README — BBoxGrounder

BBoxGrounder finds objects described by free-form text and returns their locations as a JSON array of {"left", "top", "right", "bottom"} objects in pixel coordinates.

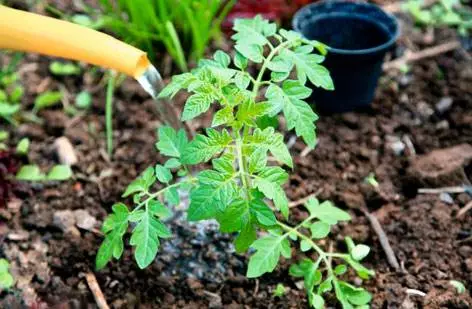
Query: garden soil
[{"left": 1, "top": 9, "right": 472, "bottom": 309}]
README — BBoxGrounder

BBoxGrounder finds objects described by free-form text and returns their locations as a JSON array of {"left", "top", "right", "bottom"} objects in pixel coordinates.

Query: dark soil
[{"left": 1, "top": 7, "right": 472, "bottom": 309}]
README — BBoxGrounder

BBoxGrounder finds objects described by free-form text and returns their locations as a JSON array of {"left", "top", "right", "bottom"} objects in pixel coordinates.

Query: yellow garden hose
[{"left": 0, "top": 5, "right": 150, "bottom": 78}]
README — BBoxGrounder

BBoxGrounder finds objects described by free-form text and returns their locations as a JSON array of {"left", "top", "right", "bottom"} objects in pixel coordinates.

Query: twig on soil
[
  {"left": 406, "top": 289, "right": 427, "bottom": 297},
  {"left": 456, "top": 200, "right": 472, "bottom": 218},
  {"left": 253, "top": 279, "right": 259, "bottom": 295},
  {"left": 418, "top": 186, "right": 467, "bottom": 194},
  {"left": 289, "top": 188, "right": 323, "bottom": 208},
  {"left": 300, "top": 146, "right": 312, "bottom": 158},
  {"left": 383, "top": 41, "right": 461, "bottom": 71},
  {"left": 402, "top": 135, "right": 416, "bottom": 157},
  {"left": 361, "top": 208, "right": 400, "bottom": 271},
  {"left": 85, "top": 272, "right": 110, "bottom": 309}
]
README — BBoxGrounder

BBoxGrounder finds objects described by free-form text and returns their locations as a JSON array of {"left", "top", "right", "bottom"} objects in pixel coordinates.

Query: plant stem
[
  {"left": 235, "top": 130, "right": 250, "bottom": 199},
  {"left": 105, "top": 72, "right": 116, "bottom": 157},
  {"left": 252, "top": 40, "right": 293, "bottom": 99}
]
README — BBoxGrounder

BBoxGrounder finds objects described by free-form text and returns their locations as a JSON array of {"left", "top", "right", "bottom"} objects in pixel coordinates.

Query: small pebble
[
  {"left": 436, "top": 97, "right": 453, "bottom": 114},
  {"left": 439, "top": 192, "right": 454, "bottom": 204}
]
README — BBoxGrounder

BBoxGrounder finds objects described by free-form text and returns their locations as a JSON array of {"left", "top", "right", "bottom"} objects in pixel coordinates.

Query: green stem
[
  {"left": 105, "top": 72, "right": 116, "bottom": 156},
  {"left": 251, "top": 40, "right": 294, "bottom": 99},
  {"left": 235, "top": 130, "right": 250, "bottom": 199}
]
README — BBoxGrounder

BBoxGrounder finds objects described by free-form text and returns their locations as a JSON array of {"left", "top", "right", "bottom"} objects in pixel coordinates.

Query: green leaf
[
  {"left": 247, "top": 234, "right": 287, "bottom": 278},
  {"left": 122, "top": 167, "right": 155, "bottom": 197},
  {"left": 213, "top": 50, "right": 231, "bottom": 67},
  {"left": 334, "top": 264, "right": 347, "bottom": 275},
  {"left": 96, "top": 203, "right": 129, "bottom": 269},
  {"left": 15, "top": 137, "right": 29, "bottom": 155},
  {"left": 248, "top": 148, "right": 267, "bottom": 173},
  {"left": 351, "top": 244, "right": 370, "bottom": 261},
  {"left": 0, "top": 130, "right": 8, "bottom": 141},
  {"left": 46, "top": 165, "right": 73, "bottom": 181},
  {"left": 34, "top": 91, "right": 63, "bottom": 111},
  {"left": 234, "top": 72, "right": 251, "bottom": 90},
  {"left": 449, "top": 280, "right": 466, "bottom": 294},
  {"left": 0, "top": 102, "right": 20, "bottom": 117},
  {"left": 265, "top": 82, "right": 318, "bottom": 148},
  {"left": 236, "top": 99, "right": 271, "bottom": 127},
  {"left": 188, "top": 171, "right": 237, "bottom": 221},
  {"left": 280, "top": 48, "right": 333, "bottom": 90},
  {"left": 300, "top": 239, "right": 311, "bottom": 252},
  {"left": 273, "top": 283, "right": 286, "bottom": 297},
  {"left": 212, "top": 107, "right": 234, "bottom": 127},
  {"left": 232, "top": 16, "right": 271, "bottom": 46},
  {"left": 310, "top": 221, "right": 330, "bottom": 239},
  {"left": 49, "top": 61, "right": 81, "bottom": 75},
  {"left": 149, "top": 199, "right": 172, "bottom": 219},
  {"left": 234, "top": 52, "right": 248, "bottom": 70},
  {"left": 254, "top": 177, "right": 289, "bottom": 218},
  {"left": 130, "top": 200, "right": 171, "bottom": 269},
  {"left": 218, "top": 198, "right": 250, "bottom": 232},
  {"left": 164, "top": 187, "right": 180, "bottom": 206},
  {"left": 235, "top": 222, "right": 256, "bottom": 253},
  {"left": 158, "top": 73, "right": 194, "bottom": 99},
  {"left": 305, "top": 198, "right": 351, "bottom": 225},
  {"left": 181, "top": 93, "right": 213, "bottom": 121},
  {"left": 345, "top": 256, "right": 375, "bottom": 279},
  {"left": 0, "top": 259, "right": 14, "bottom": 289},
  {"left": 75, "top": 91, "right": 92, "bottom": 109},
  {"left": 250, "top": 198, "right": 277, "bottom": 226},
  {"left": 164, "top": 158, "right": 181, "bottom": 169},
  {"left": 244, "top": 127, "right": 293, "bottom": 168},
  {"left": 16, "top": 165, "right": 45, "bottom": 181},
  {"left": 156, "top": 126, "right": 188, "bottom": 158},
  {"left": 311, "top": 294, "right": 325, "bottom": 309},
  {"left": 212, "top": 153, "right": 235, "bottom": 176},
  {"left": 155, "top": 164, "right": 172, "bottom": 183},
  {"left": 10, "top": 86, "right": 23, "bottom": 102},
  {"left": 182, "top": 129, "right": 232, "bottom": 164},
  {"left": 235, "top": 44, "right": 264, "bottom": 63}
]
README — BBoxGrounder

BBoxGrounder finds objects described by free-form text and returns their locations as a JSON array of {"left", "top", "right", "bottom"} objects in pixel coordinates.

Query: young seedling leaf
[
  {"left": 15, "top": 137, "right": 30, "bottom": 155},
  {"left": 34, "top": 91, "right": 63, "bottom": 111},
  {"left": 156, "top": 126, "right": 188, "bottom": 158},
  {"left": 16, "top": 165, "right": 45, "bottom": 181},
  {"left": 46, "top": 165, "right": 73, "bottom": 181},
  {"left": 351, "top": 244, "right": 370, "bottom": 261}
]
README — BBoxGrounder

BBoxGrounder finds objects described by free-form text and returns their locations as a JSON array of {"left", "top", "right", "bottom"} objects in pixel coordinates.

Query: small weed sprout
[{"left": 97, "top": 16, "right": 374, "bottom": 308}]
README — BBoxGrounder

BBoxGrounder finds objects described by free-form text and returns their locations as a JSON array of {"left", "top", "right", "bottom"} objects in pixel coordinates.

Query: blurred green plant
[
  {"left": 404, "top": 0, "right": 472, "bottom": 35},
  {"left": 0, "top": 259, "right": 14, "bottom": 290},
  {"left": 0, "top": 53, "right": 23, "bottom": 124},
  {"left": 65, "top": 0, "right": 236, "bottom": 72}
]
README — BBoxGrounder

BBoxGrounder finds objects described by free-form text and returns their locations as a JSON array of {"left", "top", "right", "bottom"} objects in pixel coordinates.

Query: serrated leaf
[
  {"left": 212, "top": 107, "right": 234, "bottom": 127},
  {"left": 265, "top": 82, "right": 318, "bottom": 148},
  {"left": 46, "top": 165, "right": 73, "bottom": 181},
  {"left": 155, "top": 164, "right": 172, "bottom": 183},
  {"left": 218, "top": 198, "right": 250, "bottom": 232},
  {"left": 234, "top": 52, "right": 248, "bottom": 70},
  {"left": 280, "top": 48, "right": 333, "bottom": 90},
  {"left": 247, "top": 234, "right": 286, "bottom": 278},
  {"left": 164, "top": 187, "right": 180, "bottom": 206},
  {"left": 254, "top": 177, "right": 289, "bottom": 218},
  {"left": 158, "top": 73, "right": 194, "bottom": 99},
  {"left": 248, "top": 148, "right": 267, "bottom": 173},
  {"left": 164, "top": 158, "right": 181, "bottom": 169},
  {"left": 181, "top": 93, "right": 213, "bottom": 121},
  {"left": 212, "top": 153, "right": 235, "bottom": 176},
  {"left": 130, "top": 201, "right": 171, "bottom": 269},
  {"left": 16, "top": 165, "right": 45, "bottom": 181},
  {"left": 244, "top": 127, "right": 293, "bottom": 168},
  {"left": 188, "top": 172, "right": 237, "bottom": 221},
  {"left": 236, "top": 99, "right": 271, "bottom": 127},
  {"left": 310, "top": 221, "right": 330, "bottom": 239},
  {"left": 156, "top": 126, "right": 188, "bottom": 158},
  {"left": 122, "top": 167, "right": 155, "bottom": 197},
  {"left": 250, "top": 198, "right": 276, "bottom": 226},
  {"left": 96, "top": 203, "right": 129, "bottom": 269},
  {"left": 235, "top": 44, "right": 264, "bottom": 63},
  {"left": 214, "top": 50, "right": 231, "bottom": 67},
  {"left": 235, "top": 222, "right": 257, "bottom": 253},
  {"left": 234, "top": 72, "right": 251, "bottom": 90},
  {"left": 182, "top": 129, "right": 232, "bottom": 164},
  {"left": 305, "top": 198, "right": 351, "bottom": 225}
]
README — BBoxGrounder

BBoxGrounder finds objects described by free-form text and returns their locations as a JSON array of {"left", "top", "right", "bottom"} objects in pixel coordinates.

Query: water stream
[{"left": 137, "top": 64, "right": 181, "bottom": 129}]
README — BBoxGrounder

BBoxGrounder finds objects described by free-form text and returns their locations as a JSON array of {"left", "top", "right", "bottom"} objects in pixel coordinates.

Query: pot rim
[{"left": 292, "top": 0, "right": 400, "bottom": 56}]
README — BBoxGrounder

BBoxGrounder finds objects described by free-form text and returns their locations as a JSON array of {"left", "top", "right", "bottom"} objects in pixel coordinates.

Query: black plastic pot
[{"left": 293, "top": 1, "right": 400, "bottom": 113}]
